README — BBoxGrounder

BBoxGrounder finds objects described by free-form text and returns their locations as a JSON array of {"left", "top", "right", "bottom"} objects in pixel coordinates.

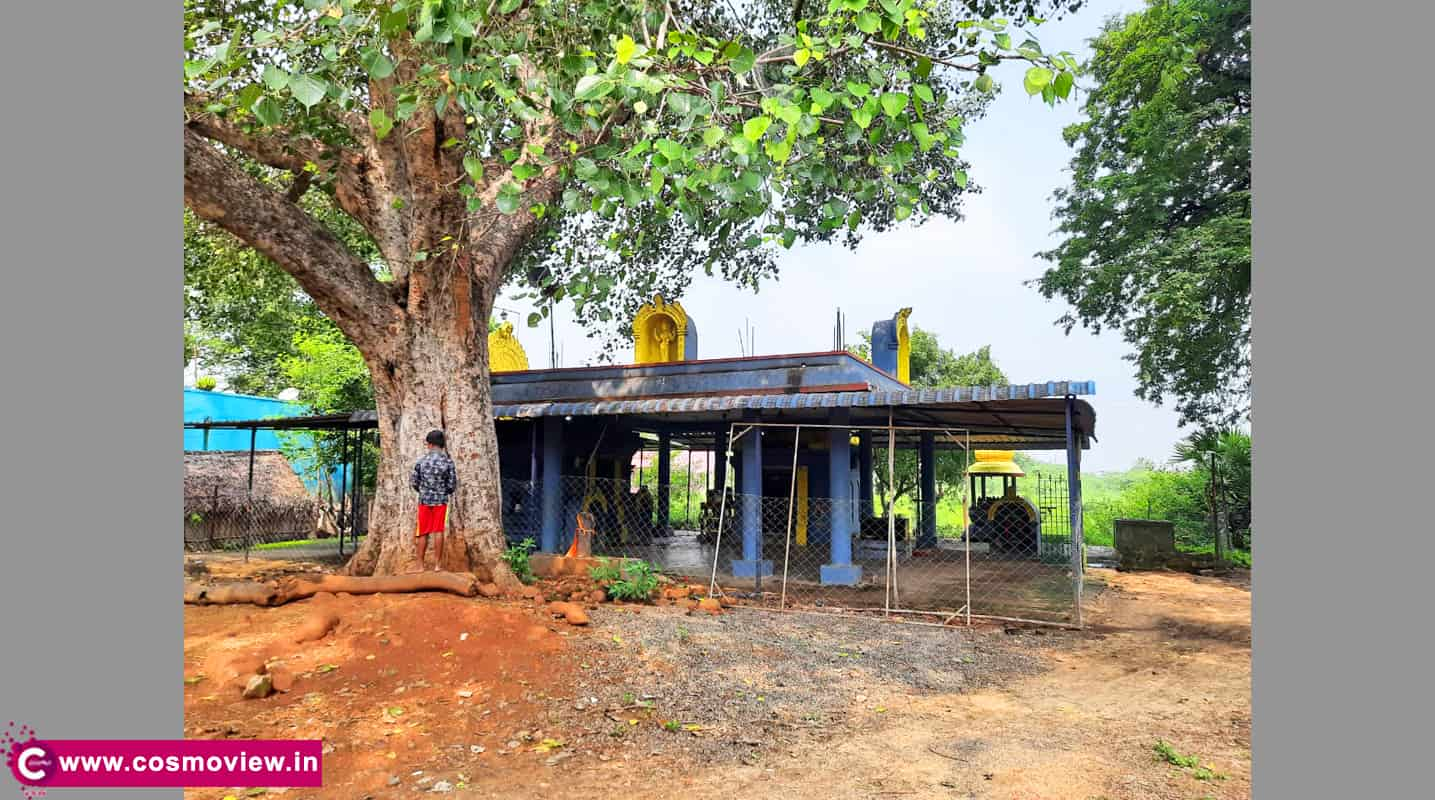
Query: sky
[{"left": 493, "top": 0, "right": 1180, "bottom": 473}]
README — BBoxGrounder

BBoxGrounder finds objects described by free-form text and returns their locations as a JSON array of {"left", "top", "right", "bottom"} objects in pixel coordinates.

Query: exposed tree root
[{"left": 185, "top": 571, "right": 479, "bottom": 607}]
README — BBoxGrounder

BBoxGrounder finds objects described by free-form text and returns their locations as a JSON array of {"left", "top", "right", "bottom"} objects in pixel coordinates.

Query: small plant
[
  {"left": 1153, "top": 740, "right": 1199, "bottom": 768},
  {"left": 589, "top": 558, "right": 623, "bottom": 584},
  {"left": 675, "top": 625, "right": 691, "bottom": 644},
  {"left": 1154, "top": 740, "right": 1225, "bottom": 781},
  {"left": 195, "top": 376, "right": 217, "bottom": 391},
  {"left": 607, "top": 559, "right": 661, "bottom": 602},
  {"left": 502, "top": 537, "right": 537, "bottom": 584},
  {"left": 662, "top": 720, "right": 682, "bottom": 732}
]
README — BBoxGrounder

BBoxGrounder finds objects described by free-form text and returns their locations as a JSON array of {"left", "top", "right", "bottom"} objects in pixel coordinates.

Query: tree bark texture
[{"left": 183, "top": 68, "right": 563, "bottom": 582}]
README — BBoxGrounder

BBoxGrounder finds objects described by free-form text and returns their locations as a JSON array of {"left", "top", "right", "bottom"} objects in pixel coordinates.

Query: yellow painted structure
[
  {"left": 488, "top": 321, "right": 530, "bottom": 372},
  {"left": 795, "top": 467, "right": 809, "bottom": 546},
  {"left": 895, "top": 307, "right": 913, "bottom": 385},
  {"left": 968, "top": 450, "right": 1025, "bottom": 477},
  {"left": 632, "top": 294, "right": 690, "bottom": 364}
]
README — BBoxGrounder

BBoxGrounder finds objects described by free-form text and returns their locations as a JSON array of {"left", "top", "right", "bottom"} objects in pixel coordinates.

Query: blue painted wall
[
  {"left": 183, "top": 389, "right": 348, "bottom": 492},
  {"left": 184, "top": 389, "right": 306, "bottom": 451}
]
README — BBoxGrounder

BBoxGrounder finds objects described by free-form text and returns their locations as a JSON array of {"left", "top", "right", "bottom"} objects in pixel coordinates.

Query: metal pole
[
  {"left": 780, "top": 426, "right": 802, "bottom": 610},
  {"left": 964, "top": 430, "right": 971, "bottom": 625},
  {"left": 1064, "top": 396, "right": 1085, "bottom": 629},
  {"left": 337, "top": 428, "right": 350, "bottom": 551},
  {"left": 707, "top": 423, "right": 738, "bottom": 597},
  {"left": 878, "top": 407, "right": 889, "bottom": 614},
  {"left": 685, "top": 447, "right": 693, "bottom": 529},
  {"left": 245, "top": 427, "right": 256, "bottom": 562}
]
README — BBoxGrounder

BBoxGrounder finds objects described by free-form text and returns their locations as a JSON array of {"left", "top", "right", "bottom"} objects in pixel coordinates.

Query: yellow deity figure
[
  {"left": 488, "top": 321, "right": 530, "bottom": 372},
  {"left": 895, "top": 307, "right": 913, "bottom": 385},
  {"left": 632, "top": 294, "right": 693, "bottom": 364}
]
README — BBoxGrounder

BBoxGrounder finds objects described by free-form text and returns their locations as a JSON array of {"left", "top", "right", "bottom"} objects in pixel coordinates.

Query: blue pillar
[
  {"left": 714, "top": 427, "right": 729, "bottom": 494},
  {"left": 821, "top": 418, "right": 862, "bottom": 585},
  {"left": 732, "top": 428, "right": 772, "bottom": 578},
  {"left": 657, "top": 431, "right": 672, "bottom": 535},
  {"left": 918, "top": 432, "right": 938, "bottom": 549},
  {"left": 540, "top": 415, "right": 562, "bottom": 553},
  {"left": 858, "top": 432, "right": 874, "bottom": 521}
]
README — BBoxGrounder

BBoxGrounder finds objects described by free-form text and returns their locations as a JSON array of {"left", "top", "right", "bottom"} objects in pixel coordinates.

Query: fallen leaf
[
  {"left": 184, "top": 675, "right": 205, "bottom": 686},
  {"left": 316, "top": 664, "right": 339, "bottom": 674}
]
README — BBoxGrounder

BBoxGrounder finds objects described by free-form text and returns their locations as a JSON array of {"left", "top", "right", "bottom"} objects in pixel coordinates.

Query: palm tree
[{"left": 1172, "top": 429, "right": 1252, "bottom": 550}]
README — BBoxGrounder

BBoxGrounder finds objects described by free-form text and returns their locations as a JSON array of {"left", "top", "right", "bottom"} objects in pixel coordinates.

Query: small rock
[
  {"left": 589, "top": 590, "right": 607, "bottom": 603},
  {"left": 548, "top": 601, "right": 590, "bottom": 626},
  {"left": 269, "top": 668, "right": 296, "bottom": 693},
  {"left": 697, "top": 598, "right": 723, "bottom": 615},
  {"left": 459, "top": 632, "right": 469, "bottom": 641},
  {"left": 469, "top": 745, "right": 485, "bottom": 754},
  {"left": 387, "top": 776, "right": 400, "bottom": 787},
  {"left": 456, "top": 690, "right": 474, "bottom": 699},
  {"left": 505, "top": 740, "right": 520, "bottom": 749},
  {"left": 293, "top": 610, "right": 341, "bottom": 644},
  {"left": 477, "top": 583, "right": 500, "bottom": 598},
  {"left": 520, "top": 586, "right": 540, "bottom": 598},
  {"left": 242, "top": 674, "right": 274, "bottom": 699},
  {"left": 430, "top": 781, "right": 453, "bottom": 793}
]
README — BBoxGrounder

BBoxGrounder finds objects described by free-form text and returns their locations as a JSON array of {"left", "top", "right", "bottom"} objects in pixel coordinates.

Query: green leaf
[
  {"left": 764, "top": 137, "right": 792, "bottom": 163},
  {"left": 513, "top": 163, "right": 540, "bottom": 181},
  {"left": 974, "top": 74, "right": 995, "bottom": 93},
  {"left": 702, "top": 126, "right": 726, "bottom": 147},
  {"left": 855, "top": 13, "right": 881, "bottom": 34},
  {"left": 793, "top": 48, "right": 810, "bottom": 68},
  {"left": 742, "top": 116, "right": 772, "bottom": 142},
  {"left": 852, "top": 105, "right": 873, "bottom": 129},
  {"left": 261, "top": 65, "right": 289, "bottom": 91},
  {"left": 252, "top": 96, "right": 282, "bottom": 127},
  {"left": 575, "top": 158, "right": 599, "bottom": 179},
  {"left": 380, "top": 9, "right": 409, "bottom": 37},
  {"left": 369, "top": 107, "right": 394, "bottom": 140},
  {"left": 1023, "top": 67, "right": 1053, "bottom": 96},
  {"left": 496, "top": 183, "right": 522, "bottom": 214},
  {"left": 289, "top": 74, "right": 328, "bottom": 109},
  {"left": 184, "top": 59, "right": 217, "bottom": 80},
  {"left": 995, "top": 33, "right": 1011, "bottom": 50},
  {"left": 361, "top": 49, "right": 394, "bottom": 80},
  {"left": 729, "top": 46, "right": 756, "bottom": 74},
  {"left": 809, "top": 86, "right": 836, "bottom": 111},
  {"left": 498, "top": 0, "right": 524, "bottom": 13},
  {"left": 615, "top": 35, "right": 637, "bottom": 65},
  {"left": 655, "top": 139, "right": 687, "bottom": 161},
  {"left": 846, "top": 81, "right": 871, "bottom": 98},
  {"left": 913, "top": 84, "right": 934, "bottom": 104},
  {"left": 953, "top": 170, "right": 968, "bottom": 189},
  {"left": 1053, "top": 71, "right": 1074, "bottom": 99},
  {"left": 915, "top": 56, "right": 933, "bottom": 79},
  {"left": 574, "top": 75, "right": 615, "bottom": 101},
  {"left": 879, "top": 92, "right": 909, "bottom": 118},
  {"left": 464, "top": 154, "right": 487, "bottom": 183},
  {"left": 526, "top": 312, "right": 542, "bottom": 328}
]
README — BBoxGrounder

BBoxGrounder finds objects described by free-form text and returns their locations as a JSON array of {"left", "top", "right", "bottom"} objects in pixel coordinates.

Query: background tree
[
  {"left": 183, "top": 0, "right": 1080, "bottom": 580},
  {"left": 851, "top": 328, "right": 1006, "bottom": 509},
  {"left": 1034, "top": 0, "right": 1250, "bottom": 428},
  {"left": 1172, "top": 427, "right": 1251, "bottom": 549}
]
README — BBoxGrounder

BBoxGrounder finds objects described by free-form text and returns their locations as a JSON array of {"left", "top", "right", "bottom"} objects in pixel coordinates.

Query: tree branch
[
  {"left": 184, "top": 127, "right": 396, "bottom": 350},
  {"left": 184, "top": 93, "right": 329, "bottom": 174}
]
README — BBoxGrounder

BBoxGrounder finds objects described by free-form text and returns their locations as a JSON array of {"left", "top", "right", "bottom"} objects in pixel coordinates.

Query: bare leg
[
  {"left": 415, "top": 533, "right": 428, "bottom": 572},
  {"left": 430, "top": 532, "right": 444, "bottom": 571}
]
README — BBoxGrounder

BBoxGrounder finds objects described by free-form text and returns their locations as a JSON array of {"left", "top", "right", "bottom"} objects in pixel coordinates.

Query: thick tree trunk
[{"left": 184, "top": 95, "right": 561, "bottom": 588}]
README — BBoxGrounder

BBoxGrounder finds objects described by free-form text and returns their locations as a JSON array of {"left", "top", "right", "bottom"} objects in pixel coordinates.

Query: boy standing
[{"left": 411, "top": 429, "right": 457, "bottom": 571}]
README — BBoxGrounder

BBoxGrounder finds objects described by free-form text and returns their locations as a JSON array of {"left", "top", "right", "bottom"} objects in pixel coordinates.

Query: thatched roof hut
[{"left": 183, "top": 450, "right": 309, "bottom": 500}]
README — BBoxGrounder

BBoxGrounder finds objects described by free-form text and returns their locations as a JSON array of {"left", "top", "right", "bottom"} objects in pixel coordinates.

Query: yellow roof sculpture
[
  {"left": 968, "top": 450, "right": 1025, "bottom": 477},
  {"left": 488, "top": 321, "right": 529, "bottom": 372},
  {"left": 633, "top": 294, "right": 690, "bottom": 364},
  {"left": 895, "top": 307, "right": 913, "bottom": 385}
]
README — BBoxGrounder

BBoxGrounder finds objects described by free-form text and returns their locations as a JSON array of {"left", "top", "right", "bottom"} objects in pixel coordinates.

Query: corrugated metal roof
[{"left": 490, "top": 381, "right": 1094, "bottom": 418}]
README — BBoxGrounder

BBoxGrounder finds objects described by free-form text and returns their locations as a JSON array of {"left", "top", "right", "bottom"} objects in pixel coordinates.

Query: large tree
[
  {"left": 1035, "top": 0, "right": 1250, "bottom": 427},
  {"left": 183, "top": 0, "right": 1079, "bottom": 581}
]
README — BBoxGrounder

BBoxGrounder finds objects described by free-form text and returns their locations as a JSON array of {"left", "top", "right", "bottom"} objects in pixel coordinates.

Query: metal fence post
[
  {"left": 245, "top": 427, "right": 256, "bottom": 562},
  {"left": 1064, "top": 396, "right": 1085, "bottom": 629}
]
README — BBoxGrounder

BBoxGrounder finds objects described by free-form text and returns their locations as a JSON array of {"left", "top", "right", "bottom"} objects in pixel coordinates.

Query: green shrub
[
  {"left": 606, "top": 559, "right": 661, "bottom": 602},
  {"left": 195, "top": 376, "right": 218, "bottom": 391},
  {"left": 502, "top": 537, "right": 537, "bottom": 584},
  {"left": 588, "top": 558, "right": 623, "bottom": 583}
]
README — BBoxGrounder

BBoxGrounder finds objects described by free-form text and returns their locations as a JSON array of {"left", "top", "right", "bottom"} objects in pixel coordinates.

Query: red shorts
[{"left": 416, "top": 504, "right": 448, "bottom": 536}]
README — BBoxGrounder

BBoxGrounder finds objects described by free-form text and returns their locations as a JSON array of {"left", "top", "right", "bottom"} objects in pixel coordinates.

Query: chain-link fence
[
  {"left": 183, "top": 487, "right": 364, "bottom": 560},
  {"left": 504, "top": 438, "right": 1088, "bottom": 627}
]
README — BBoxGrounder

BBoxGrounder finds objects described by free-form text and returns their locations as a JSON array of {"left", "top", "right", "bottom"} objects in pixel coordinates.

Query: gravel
[{"left": 549, "top": 606, "right": 1057, "bottom": 764}]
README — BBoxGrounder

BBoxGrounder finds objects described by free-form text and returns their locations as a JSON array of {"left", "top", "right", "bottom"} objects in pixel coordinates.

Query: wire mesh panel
[{"left": 502, "top": 421, "right": 1088, "bottom": 627}]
